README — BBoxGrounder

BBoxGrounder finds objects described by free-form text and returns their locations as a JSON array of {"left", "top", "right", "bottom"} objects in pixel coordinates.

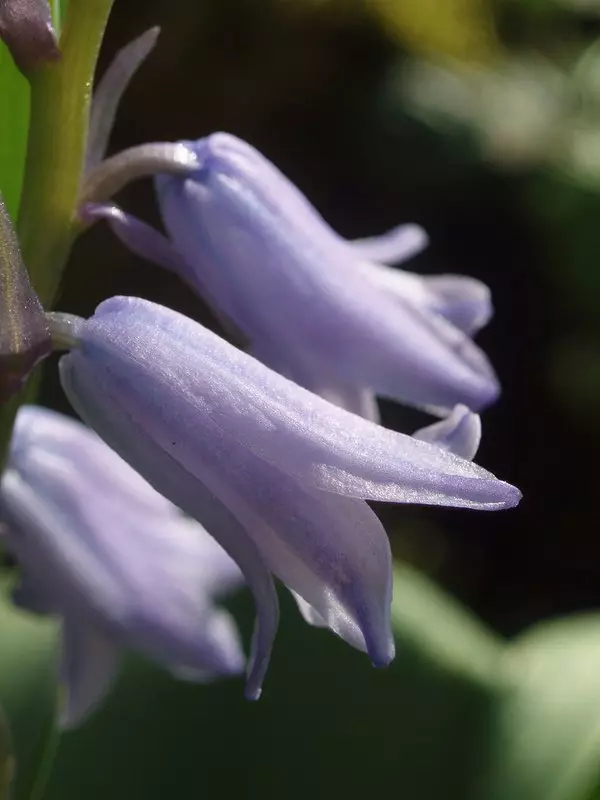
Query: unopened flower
[
  {"left": 0, "top": 405, "right": 244, "bottom": 728},
  {"left": 0, "top": 193, "right": 50, "bottom": 402},
  {"left": 48, "top": 297, "right": 520, "bottom": 698},
  {"left": 0, "top": 0, "right": 59, "bottom": 73}
]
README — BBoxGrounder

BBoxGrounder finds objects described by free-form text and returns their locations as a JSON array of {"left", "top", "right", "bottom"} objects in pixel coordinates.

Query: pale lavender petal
[
  {"left": 168, "top": 609, "right": 245, "bottom": 682},
  {"left": 316, "top": 384, "right": 380, "bottom": 423},
  {"left": 413, "top": 404, "right": 481, "bottom": 461},
  {"left": 60, "top": 337, "right": 393, "bottom": 668},
  {"left": 54, "top": 368, "right": 279, "bottom": 700},
  {"left": 351, "top": 223, "right": 429, "bottom": 264},
  {"left": 59, "top": 621, "right": 120, "bottom": 730},
  {"left": 87, "top": 27, "right": 160, "bottom": 169},
  {"left": 155, "top": 133, "right": 498, "bottom": 413},
  {"left": 199, "top": 454, "right": 394, "bottom": 665},
  {"left": 2, "top": 406, "right": 251, "bottom": 699},
  {"left": 57, "top": 297, "right": 520, "bottom": 511},
  {"left": 293, "top": 593, "right": 329, "bottom": 629},
  {"left": 252, "top": 342, "right": 380, "bottom": 422},
  {"left": 12, "top": 405, "right": 175, "bottom": 518},
  {"left": 83, "top": 202, "right": 248, "bottom": 347},
  {"left": 423, "top": 275, "right": 492, "bottom": 335},
  {"left": 81, "top": 203, "right": 192, "bottom": 279},
  {"left": 358, "top": 261, "right": 492, "bottom": 336}
]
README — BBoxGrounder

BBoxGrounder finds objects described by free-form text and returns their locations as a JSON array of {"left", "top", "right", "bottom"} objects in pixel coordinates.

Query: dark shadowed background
[{"left": 48, "top": 0, "right": 600, "bottom": 634}]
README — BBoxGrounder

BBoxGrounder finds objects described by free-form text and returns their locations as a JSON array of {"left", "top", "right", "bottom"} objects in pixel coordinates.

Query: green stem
[
  {"left": 17, "top": 0, "right": 114, "bottom": 308},
  {"left": 0, "top": 0, "right": 114, "bottom": 468}
]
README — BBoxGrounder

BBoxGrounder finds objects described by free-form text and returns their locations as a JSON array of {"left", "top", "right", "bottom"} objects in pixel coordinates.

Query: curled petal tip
[
  {"left": 414, "top": 404, "right": 482, "bottom": 461},
  {"left": 352, "top": 223, "right": 429, "bottom": 265}
]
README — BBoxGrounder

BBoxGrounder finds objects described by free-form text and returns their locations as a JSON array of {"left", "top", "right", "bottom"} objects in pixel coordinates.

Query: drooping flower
[
  {"left": 48, "top": 296, "right": 520, "bottom": 699},
  {"left": 0, "top": 405, "right": 245, "bottom": 728},
  {"left": 83, "top": 132, "right": 497, "bottom": 421}
]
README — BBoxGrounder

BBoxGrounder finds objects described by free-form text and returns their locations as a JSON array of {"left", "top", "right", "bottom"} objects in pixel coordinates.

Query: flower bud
[
  {"left": 0, "top": 0, "right": 59, "bottom": 74},
  {"left": 0, "top": 193, "right": 50, "bottom": 401}
]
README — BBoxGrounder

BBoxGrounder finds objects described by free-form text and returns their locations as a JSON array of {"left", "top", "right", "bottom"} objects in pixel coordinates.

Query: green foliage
[
  {"left": 20, "top": 567, "right": 600, "bottom": 800},
  {"left": 43, "top": 567, "right": 501, "bottom": 800},
  {"left": 0, "top": 583, "right": 58, "bottom": 800},
  {"left": 482, "top": 615, "right": 600, "bottom": 800}
]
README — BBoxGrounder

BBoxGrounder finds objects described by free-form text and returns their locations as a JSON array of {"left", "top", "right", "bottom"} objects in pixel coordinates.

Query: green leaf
[
  {"left": 481, "top": 614, "right": 600, "bottom": 800},
  {"left": 44, "top": 566, "right": 501, "bottom": 800},
  {"left": 0, "top": 586, "right": 59, "bottom": 800},
  {"left": 0, "top": 44, "right": 29, "bottom": 220}
]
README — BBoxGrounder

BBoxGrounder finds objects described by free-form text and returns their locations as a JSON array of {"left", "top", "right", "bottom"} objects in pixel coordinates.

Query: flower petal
[
  {"left": 359, "top": 261, "right": 493, "bottom": 336},
  {"left": 61, "top": 332, "right": 394, "bottom": 665},
  {"left": 413, "top": 404, "right": 481, "bottom": 461},
  {"left": 59, "top": 620, "right": 120, "bottom": 729},
  {"left": 350, "top": 223, "right": 429, "bottom": 264},
  {"left": 81, "top": 203, "right": 191, "bottom": 278},
  {"left": 58, "top": 358, "right": 279, "bottom": 700},
  {"left": 84, "top": 203, "right": 248, "bottom": 348},
  {"left": 12, "top": 405, "right": 175, "bottom": 517},
  {"left": 252, "top": 343, "right": 381, "bottom": 421},
  {"left": 167, "top": 608, "right": 245, "bottom": 682},
  {"left": 422, "top": 275, "right": 493, "bottom": 335},
  {"left": 156, "top": 134, "right": 498, "bottom": 413},
  {"left": 58, "top": 297, "right": 520, "bottom": 512},
  {"left": 4, "top": 406, "right": 251, "bottom": 694}
]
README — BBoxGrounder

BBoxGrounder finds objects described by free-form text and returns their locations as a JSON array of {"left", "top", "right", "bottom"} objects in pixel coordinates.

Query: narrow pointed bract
[
  {"left": 87, "top": 27, "right": 160, "bottom": 169},
  {"left": 0, "top": 0, "right": 59, "bottom": 73},
  {"left": 0, "top": 406, "right": 245, "bottom": 727},
  {"left": 0, "top": 194, "right": 50, "bottom": 402},
  {"left": 144, "top": 132, "right": 499, "bottom": 417},
  {"left": 51, "top": 296, "right": 520, "bottom": 695}
]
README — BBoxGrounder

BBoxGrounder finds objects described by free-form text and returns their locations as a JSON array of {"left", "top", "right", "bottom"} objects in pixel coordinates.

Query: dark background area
[{"left": 46, "top": 0, "right": 600, "bottom": 641}]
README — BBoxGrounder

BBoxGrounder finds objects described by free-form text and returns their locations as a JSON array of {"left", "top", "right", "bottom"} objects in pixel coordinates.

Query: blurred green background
[{"left": 7, "top": 0, "right": 600, "bottom": 798}]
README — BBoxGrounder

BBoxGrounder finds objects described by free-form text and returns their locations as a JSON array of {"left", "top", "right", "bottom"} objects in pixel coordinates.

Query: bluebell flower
[
  {"left": 0, "top": 405, "right": 245, "bottom": 728},
  {"left": 48, "top": 297, "right": 520, "bottom": 699},
  {"left": 83, "top": 133, "right": 497, "bottom": 421}
]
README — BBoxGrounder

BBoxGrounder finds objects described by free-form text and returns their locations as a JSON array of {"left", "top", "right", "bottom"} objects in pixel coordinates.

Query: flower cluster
[{"left": 0, "top": 23, "right": 521, "bottom": 725}]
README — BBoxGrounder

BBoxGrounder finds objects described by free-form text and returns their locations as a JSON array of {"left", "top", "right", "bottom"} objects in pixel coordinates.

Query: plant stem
[
  {"left": 17, "top": 0, "right": 114, "bottom": 308},
  {"left": 0, "top": 0, "right": 114, "bottom": 468}
]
